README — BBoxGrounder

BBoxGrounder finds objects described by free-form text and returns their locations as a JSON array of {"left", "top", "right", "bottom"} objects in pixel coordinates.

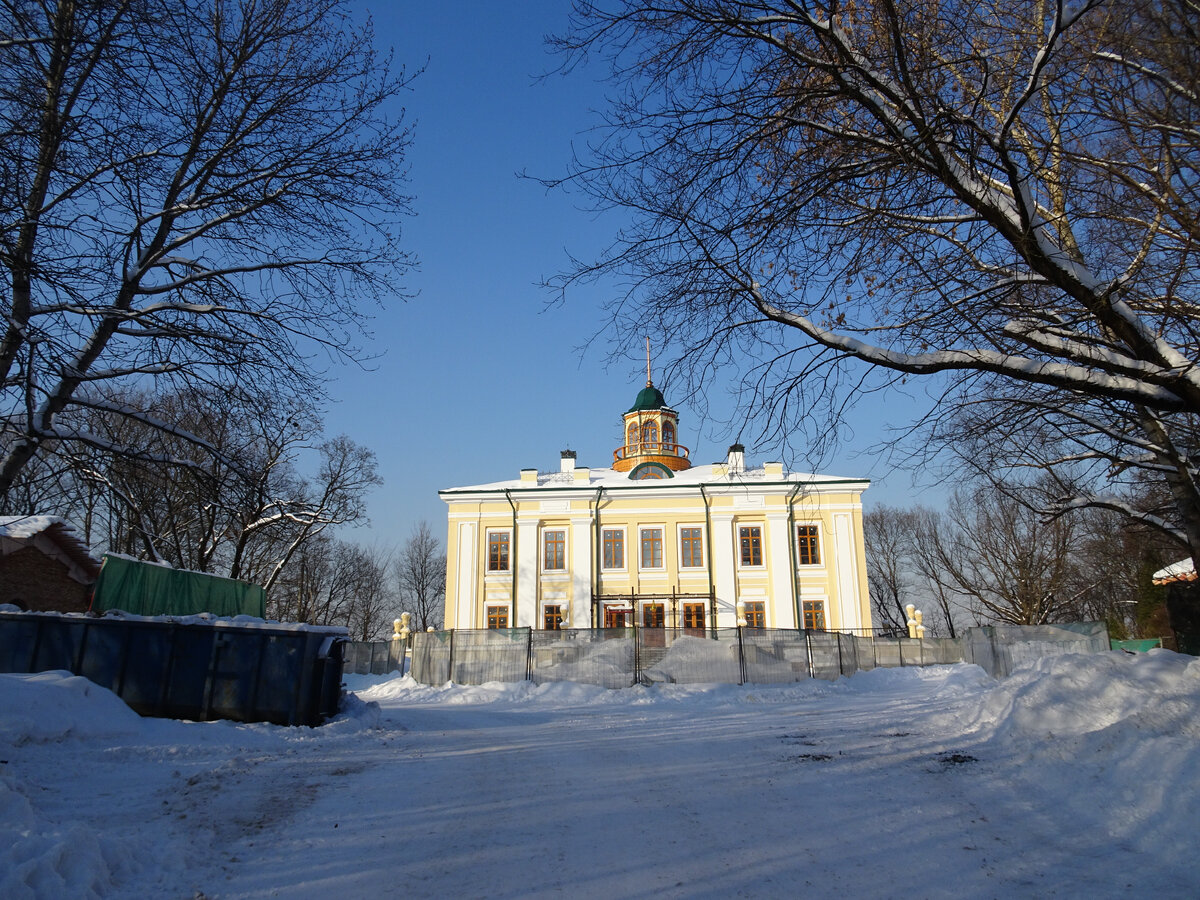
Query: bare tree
[
  {"left": 907, "top": 483, "right": 1100, "bottom": 626},
  {"left": 396, "top": 520, "right": 446, "bottom": 631},
  {"left": 46, "top": 386, "right": 380, "bottom": 594},
  {"left": 864, "top": 505, "right": 944, "bottom": 635},
  {"left": 552, "top": 1, "right": 1200, "bottom": 561},
  {"left": 0, "top": 0, "right": 413, "bottom": 502},
  {"left": 269, "top": 537, "right": 395, "bottom": 635}
]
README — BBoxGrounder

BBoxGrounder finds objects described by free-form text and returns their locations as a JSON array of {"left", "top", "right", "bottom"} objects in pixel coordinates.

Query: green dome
[{"left": 628, "top": 384, "right": 667, "bottom": 412}]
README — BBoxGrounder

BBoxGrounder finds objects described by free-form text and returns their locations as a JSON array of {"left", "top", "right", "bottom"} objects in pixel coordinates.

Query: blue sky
[{"left": 327, "top": 1, "right": 943, "bottom": 552}]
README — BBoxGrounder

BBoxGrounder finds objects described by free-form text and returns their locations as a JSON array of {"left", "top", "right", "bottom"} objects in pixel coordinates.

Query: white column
[
  {"left": 711, "top": 514, "right": 736, "bottom": 626},
  {"left": 833, "top": 513, "right": 863, "bottom": 630},
  {"left": 570, "top": 516, "right": 592, "bottom": 628},
  {"left": 766, "top": 513, "right": 797, "bottom": 628},
  {"left": 515, "top": 517, "right": 539, "bottom": 628},
  {"left": 455, "top": 522, "right": 477, "bottom": 629}
]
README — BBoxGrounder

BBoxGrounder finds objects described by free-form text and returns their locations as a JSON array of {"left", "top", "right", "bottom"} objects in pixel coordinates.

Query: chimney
[
  {"left": 727, "top": 443, "right": 745, "bottom": 475},
  {"left": 560, "top": 450, "right": 576, "bottom": 474}
]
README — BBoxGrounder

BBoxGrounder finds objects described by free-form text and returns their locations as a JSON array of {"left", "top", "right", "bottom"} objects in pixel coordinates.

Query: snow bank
[{"left": 0, "top": 672, "right": 144, "bottom": 745}]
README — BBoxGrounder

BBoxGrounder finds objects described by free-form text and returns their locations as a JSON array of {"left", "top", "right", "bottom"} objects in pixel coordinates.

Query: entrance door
[
  {"left": 682, "top": 602, "right": 706, "bottom": 635},
  {"left": 604, "top": 606, "right": 631, "bottom": 628},
  {"left": 642, "top": 603, "right": 665, "bottom": 647}
]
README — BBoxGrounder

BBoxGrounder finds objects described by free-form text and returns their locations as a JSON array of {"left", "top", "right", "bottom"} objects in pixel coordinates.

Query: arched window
[
  {"left": 641, "top": 420, "right": 658, "bottom": 450},
  {"left": 626, "top": 422, "right": 639, "bottom": 453},
  {"left": 662, "top": 420, "right": 675, "bottom": 452}
]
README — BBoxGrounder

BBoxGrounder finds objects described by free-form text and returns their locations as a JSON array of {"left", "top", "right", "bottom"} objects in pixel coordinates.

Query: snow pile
[
  {"left": 0, "top": 672, "right": 143, "bottom": 745},
  {"left": 2, "top": 652, "right": 1199, "bottom": 898},
  {"left": 956, "top": 649, "right": 1200, "bottom": 742}
]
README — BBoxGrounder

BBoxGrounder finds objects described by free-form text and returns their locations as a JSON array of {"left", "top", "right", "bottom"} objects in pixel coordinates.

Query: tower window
[{"left": 641, "top": 420, "right": 658, "bottom": 450}]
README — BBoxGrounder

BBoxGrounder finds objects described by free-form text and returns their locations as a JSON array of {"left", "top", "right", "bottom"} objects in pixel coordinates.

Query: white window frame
[
  {"left": 541, "top": 527, "right": 567, "bottom": 573},
  {"left": 638, "top": 525, "right": 666, "bottom": 571},
  {"left": 795, "top": 522, "right": 824, "bottom": 568},
  {"left": 485, "top": 529, "right": 511, "bottom": 575},
  {"left": 677, "top": 524, "right": 706, "bottom": 569},
  {"left": 737, "top": 523, "right": 766, "bottom": 569},
  {"left": 601, "top": 526, "right": 627, "bottom": 572}
]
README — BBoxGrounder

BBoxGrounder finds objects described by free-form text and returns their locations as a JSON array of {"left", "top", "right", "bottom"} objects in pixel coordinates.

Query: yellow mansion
[{"left": 440, "top": 380, "right": 872, "bottom": 634}]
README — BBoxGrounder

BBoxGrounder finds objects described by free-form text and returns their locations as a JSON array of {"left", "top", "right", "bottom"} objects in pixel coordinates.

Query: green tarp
[
  {"left": 1110, "top": 638, "right": 1164, "bottom": 653},
  {"left": 92, "top": 554, "right": 266, "bottom": 618}
]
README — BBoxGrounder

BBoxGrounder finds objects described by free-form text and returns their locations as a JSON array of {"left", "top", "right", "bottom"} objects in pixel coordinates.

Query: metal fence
[
  {"left": 408, "top": 621, "right": 1110, "bottom": 687},
  {"left": 342, "top": 640, "right": 405, "bottom": 675}
]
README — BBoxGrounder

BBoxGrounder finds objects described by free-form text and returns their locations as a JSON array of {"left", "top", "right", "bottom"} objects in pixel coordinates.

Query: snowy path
[{"left": 3, "top": 655, "right": 1199, "bottom": 898}]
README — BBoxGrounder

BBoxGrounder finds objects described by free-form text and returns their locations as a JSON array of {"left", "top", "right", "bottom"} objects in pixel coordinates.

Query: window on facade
[
  {"left": 642, "top": 603, "right": 665, "bottom": 628},
  {"left": 543, "top": 604, "right": 563, "bottom": 631},
  {"left": 602, "top": 529, "right": 624, "bottom": 569},
  {"left": 739, "top": 526, "right": 763, "bottom": 566},
  {"left": 797, "top": 525, "right": 821, "bottom": 566},
  {"left": 662, "top": 420, "right": 675, "bottom": 450},
  {"left": 744, "top": 601, "right": 766, "bottom": 628},
  {"left": 543, "top": 530, "right": 565, "bottom": 571},
  {"left": 640, "top": 527, "right": 663, "bottom": 568},
  {"left": 682, "top": 602, "right": 706, "bottom": 631},
  {"left": 641, "top": 420, "right": 658, "bottom": 450},
  {"left": 487, "top": 531, "right": 510, "bottom": 571},
  {"left": 487, "top": 606, "right": 509, "bottom": 629},
  {"left": 803, "top": 601, "right": 826, "bottom": 631},
  {"left": 680, "top": 527, "right": 704, "bottom": 568},
  {"left": 626, "top": 422, "right": 639, "bottom": 451}
]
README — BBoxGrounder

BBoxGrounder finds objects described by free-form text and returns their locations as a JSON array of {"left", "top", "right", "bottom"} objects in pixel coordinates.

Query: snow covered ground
[{"left": 2, "top": 651, "right": 1198, "bottom": 899}]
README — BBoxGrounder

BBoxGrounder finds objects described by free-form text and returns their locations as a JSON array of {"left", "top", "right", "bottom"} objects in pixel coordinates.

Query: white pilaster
[
  {"left": 766, "top": 513, "right": 797, "bottom": 628},
  {"left": 833, "top": 513, "right": 863, "bottom": 630},
  {"left": 516, "top": 517, "right": 539, "bottom": 628},
  {"left": 711, "top": 514, "right": 736, "bottom": 625},
  {"left": 455, "top": 521, "right": 477, "bottom": 629},
  {"left": 570, "top": 516, "right": 593, "bottom": 628}
]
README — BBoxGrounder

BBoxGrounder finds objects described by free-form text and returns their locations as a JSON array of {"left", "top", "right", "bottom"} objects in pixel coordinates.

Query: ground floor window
[
  {"left": 487, "top": 605, "right": 509, "bottom": 629},
  {"left": 744, "top": 601, "right": 765, "bottom": 628},
  {"left": 682, "top": 602, "right": 706, "bottom": 632},
  {"left": 803, "top": 600, "right": 826, "bottom": 631},
  {"left": 543, "top": 604, "right": 563, "bottom": 631}
]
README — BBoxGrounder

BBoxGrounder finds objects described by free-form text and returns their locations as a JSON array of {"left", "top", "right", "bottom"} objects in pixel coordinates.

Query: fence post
[
  {"left": 736, "top": 625, "right": 746, "bottom": 685},
  {"left": 448, "top": 629, "right": 455, "bottom": 684},
  {"left": 836, "top": 632, "right": 845, "bottom": 676},
  {"left": 526, "top": 627, "right": 532, "bottom": 682}
]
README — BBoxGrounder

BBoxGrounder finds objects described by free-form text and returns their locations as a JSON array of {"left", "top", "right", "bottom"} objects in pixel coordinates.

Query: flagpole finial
[{"left": 646, "top": 337, "right": 652, "bottom": 387}]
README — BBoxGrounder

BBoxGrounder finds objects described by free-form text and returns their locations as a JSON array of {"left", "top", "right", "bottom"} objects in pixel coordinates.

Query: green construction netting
[{"left": 92, "top": 554, "right": 266, "bottom": 618}]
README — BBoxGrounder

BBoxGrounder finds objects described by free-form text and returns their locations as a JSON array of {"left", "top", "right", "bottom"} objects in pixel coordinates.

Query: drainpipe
[
  {"left": 505, "top": 489, "right": 518, "bottom": 627},
  {"left": 591, "top": 486, "right": 604, "bottom": 629},
  {"left": 786, "top": 480, "right": 804, "bottom": 629},
  {"left": 701, "top": 484, "right": 716, "bottom": 635}
]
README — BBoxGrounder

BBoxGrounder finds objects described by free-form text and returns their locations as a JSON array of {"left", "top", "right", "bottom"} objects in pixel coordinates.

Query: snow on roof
[
  {"left": 0, "top": 515, "right": 101, "bottom": 579},
  {"left": 440, "top": 462, "right": 868, "bottom": 496},
  {"left": 1152, "top": 557, "right": 1196, "bottom": 585}
]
